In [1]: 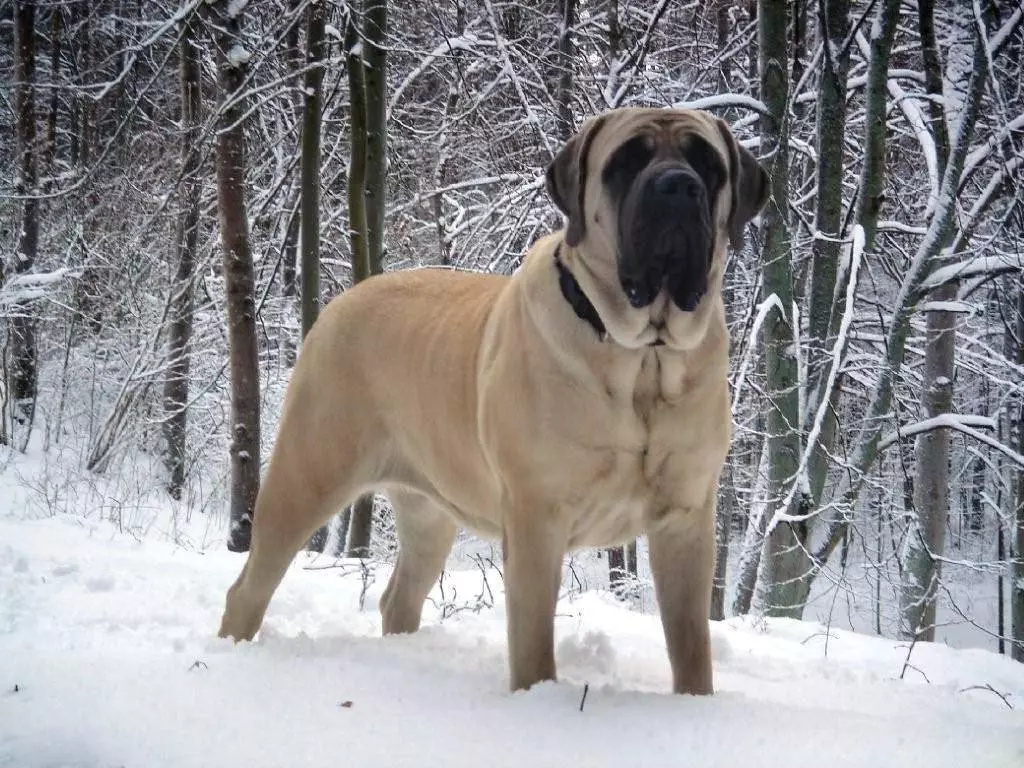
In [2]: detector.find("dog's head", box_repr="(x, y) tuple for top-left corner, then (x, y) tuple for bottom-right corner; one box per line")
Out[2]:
(546, 107), (767, 350)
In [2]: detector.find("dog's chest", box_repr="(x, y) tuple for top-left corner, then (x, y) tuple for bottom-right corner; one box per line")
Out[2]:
(565, 350), (701, 548)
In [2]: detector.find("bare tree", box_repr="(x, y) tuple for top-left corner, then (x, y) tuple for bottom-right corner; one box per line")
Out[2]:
(162, 11), (203, 500)
(757, 0), (803, 618)
(898, 0), (956, 643)
(300, 0), (329, 554)
(347, 0), (389, 559)
(1012, 275), (1024, 661)
(7, 0), (41, 445)
(209, 0), (261, 552)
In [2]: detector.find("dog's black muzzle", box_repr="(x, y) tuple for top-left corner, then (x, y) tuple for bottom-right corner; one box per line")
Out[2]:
(618, 166), (714, 312)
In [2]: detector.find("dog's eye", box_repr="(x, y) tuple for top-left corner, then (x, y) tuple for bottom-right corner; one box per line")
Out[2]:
(603, 137), (651, 191)
(684, 140), (725, 194)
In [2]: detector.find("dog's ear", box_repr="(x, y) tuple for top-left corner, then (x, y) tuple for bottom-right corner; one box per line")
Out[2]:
(545, 115), (607, 247)
(716, 118), (769, 250)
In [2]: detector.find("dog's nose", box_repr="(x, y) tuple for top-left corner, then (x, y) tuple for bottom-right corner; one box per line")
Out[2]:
(653, 169), (702, 200)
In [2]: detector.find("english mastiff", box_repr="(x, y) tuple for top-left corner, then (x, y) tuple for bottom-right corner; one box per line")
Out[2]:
(218, 107), (768, 695)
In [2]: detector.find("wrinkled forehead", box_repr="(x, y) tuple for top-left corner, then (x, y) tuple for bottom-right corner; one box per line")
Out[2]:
(587, 108), (728, 169)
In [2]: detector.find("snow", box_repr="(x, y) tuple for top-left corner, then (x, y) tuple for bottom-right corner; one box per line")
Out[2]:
(671, 93), (768, 115)
(921, 253), (1024, 292)
(3, 487), (1024, 766)
(227, 43), (251, 68)
(226, 0), (249, 19)
(917, 300), (975, 314)
(0, 268), (79, 307)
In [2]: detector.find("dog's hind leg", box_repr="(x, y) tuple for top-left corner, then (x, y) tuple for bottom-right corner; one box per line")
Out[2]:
(379, 489), (456, 635)
(218, 428), (370, 642)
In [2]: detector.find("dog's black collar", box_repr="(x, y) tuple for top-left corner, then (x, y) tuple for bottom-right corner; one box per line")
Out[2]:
(553, 243), (667, 347)
(554, 242), (607, 341)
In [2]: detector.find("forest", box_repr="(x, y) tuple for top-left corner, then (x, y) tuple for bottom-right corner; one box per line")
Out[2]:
(2, 0), (1023, 667)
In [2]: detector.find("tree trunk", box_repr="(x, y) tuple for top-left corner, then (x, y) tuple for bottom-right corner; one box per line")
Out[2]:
(757, 0), (806, 618)
(1011, 277), (1024, 662)
(9, 0), (40, 443)
(79, 9), (92, 169)
(804, 0), (850, 500)
(607, 545), (627, 595)
(301, 0), (329, 553)
(363, 0), (388, 277)
(280, 0), (304, 367)
(731, 435), (769, 615)
(709, 0), (740, 622)
(607, 0), (620, 64)
(900, 282), (955, 641)
(162, 15), (203, 500)
(853, 0), (900, 252)
(300, 0), (326, 338)
(554, 0), (576, 143)
(347, 16), (370, 284)
(44, 6), (61, 176)
(899, 0), (954, 643)
(210, 1), (261, 553)
(711, 462), (737, 620)
(344, 2), (388, 559)
(433, 0), (465, 265)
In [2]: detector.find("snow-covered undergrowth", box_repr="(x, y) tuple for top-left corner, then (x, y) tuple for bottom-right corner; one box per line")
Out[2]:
(2, 449), (1022, 768)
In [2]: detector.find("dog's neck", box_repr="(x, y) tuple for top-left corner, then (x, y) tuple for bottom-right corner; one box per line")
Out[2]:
(553, 242), (607, 342)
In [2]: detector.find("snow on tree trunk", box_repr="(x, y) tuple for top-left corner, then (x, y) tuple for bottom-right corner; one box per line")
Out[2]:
(346, 0), (389, 559)
(802, 0), (850, 511)
(301, 0), (329, 553)
(900, 284), (956, 641)
(162, 15), (203, 500)
(8, 0), (40, 445)
(898, 0), (955, 644)
(813, 11), (993, 570)
(300, 0), (326, 339)
(1012, 279), (1024, 662)
(756, 0), (808, 619)
(210, 0), (261, 553)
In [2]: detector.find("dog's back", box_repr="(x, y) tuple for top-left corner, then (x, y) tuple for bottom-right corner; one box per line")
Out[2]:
(285, 267), (511, 529)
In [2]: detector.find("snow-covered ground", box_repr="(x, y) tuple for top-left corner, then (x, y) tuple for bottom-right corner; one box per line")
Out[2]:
(1, 456), (1023, 767)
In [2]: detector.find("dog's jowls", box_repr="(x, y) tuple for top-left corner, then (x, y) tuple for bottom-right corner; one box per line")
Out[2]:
(218, 107), (768, 695)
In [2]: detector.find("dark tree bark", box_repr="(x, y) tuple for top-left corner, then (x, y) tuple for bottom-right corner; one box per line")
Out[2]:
(346, 14), (370, 285)
(279, 0), (303, 367)
(44, 6), (62, 176)
(1013, 277), (1024, 662)
(343, 10), (373, 558)
(757, 0), (804, 618)
(162, 13), (203, 500)
(363, 0), (388, 277)
(607, 545), (627, 595)
(854, 0), (901, 252)
(554, 0), (576, 143)
(346, 0), (389, 559)
(79, 8), (92, 169)
(709, 0), (740, 621)
(803, 0), (850, 516)
(300, 0), (327, 338)
(9, 0), (40, 441)
(900, 0), (955, 643)
(301, 0), (329, 553)
(210, 1), (261, 552)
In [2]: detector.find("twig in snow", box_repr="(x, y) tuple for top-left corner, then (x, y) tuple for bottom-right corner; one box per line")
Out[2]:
(579, 683), (589, 712)
(957, 684), (1013, 710)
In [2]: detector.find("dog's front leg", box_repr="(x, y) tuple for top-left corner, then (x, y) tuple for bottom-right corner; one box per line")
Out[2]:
(501, 507), (568, 692)
(647, 501), (716, 695)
